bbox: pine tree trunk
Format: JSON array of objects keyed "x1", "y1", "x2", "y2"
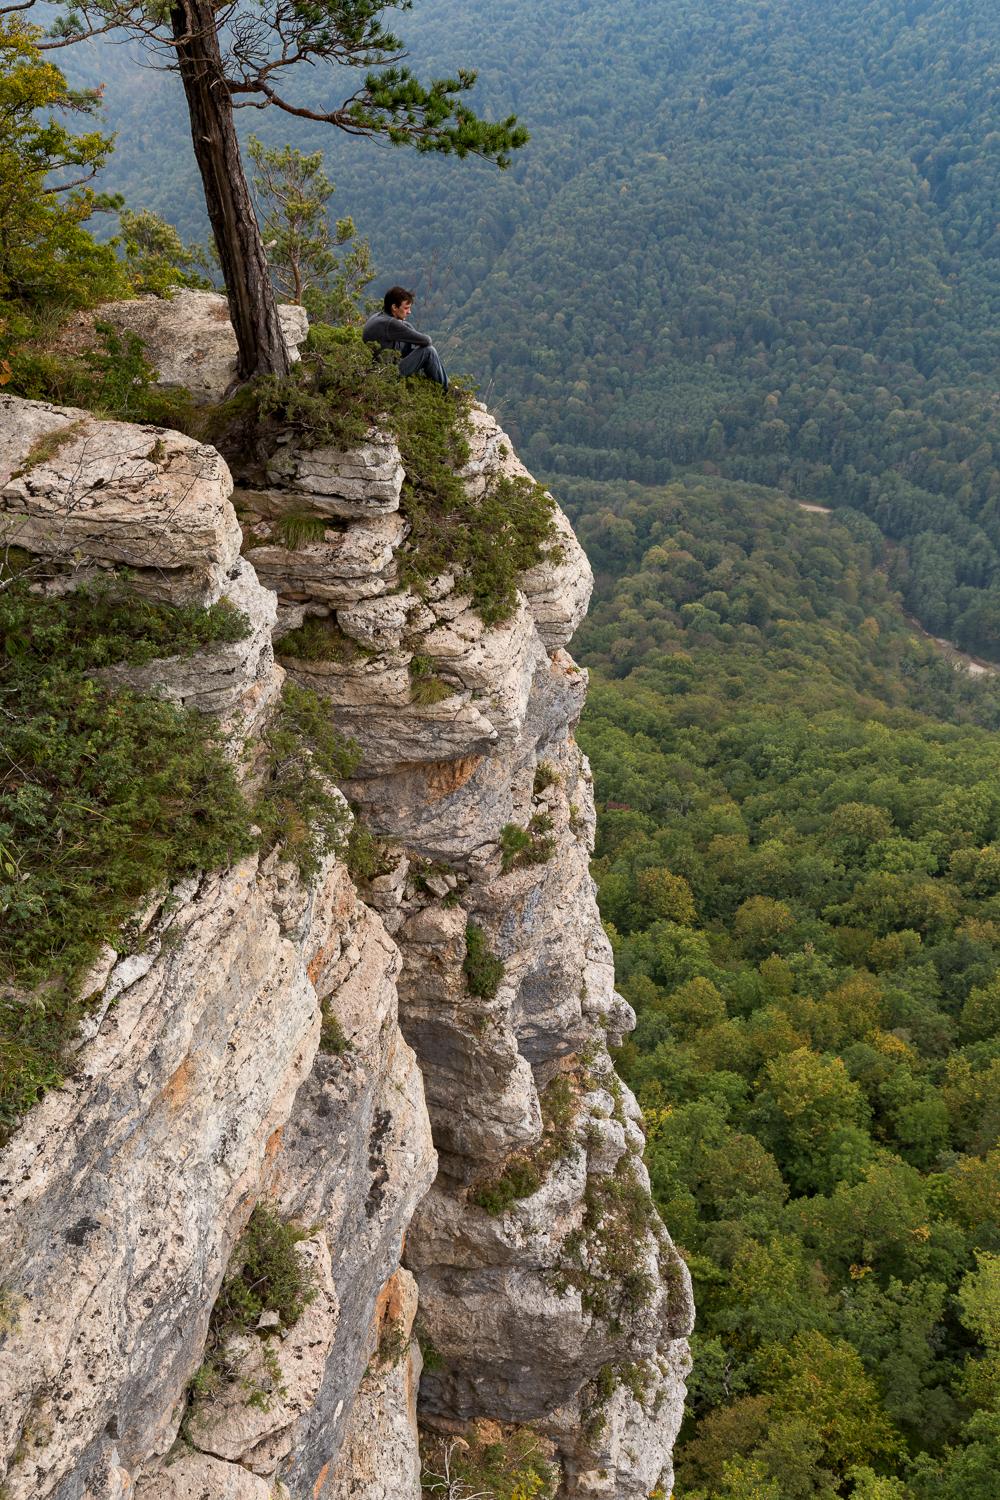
[{"x1": 170, "y1": 0, "x2": 290, "y2": 381}]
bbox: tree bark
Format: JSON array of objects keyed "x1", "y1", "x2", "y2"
[{"x1": 170, "y1": 0, "x2": 290, "y2": 382}]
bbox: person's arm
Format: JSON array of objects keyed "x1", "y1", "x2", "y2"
[{"x1": 383, "y1": 316, "x2": 432, "y2": 348}]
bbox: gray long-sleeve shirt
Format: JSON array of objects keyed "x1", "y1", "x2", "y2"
[{"x1": 362, "y1": 312, "x2": 432, "y2": 354}]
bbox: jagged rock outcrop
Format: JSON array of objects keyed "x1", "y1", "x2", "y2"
[
  {"x1": 235, "y1": 394, "x2": 694, "y2": 1494},
  {"x1": 0, "y1": 396, "x2": 434, "y2": 1500},
  {"x1": 75, "y1": 291, "x2": 309, "y2": 406},
  {"x1": 0, "y1": 310, "x2": 691, "y2": 1499}
]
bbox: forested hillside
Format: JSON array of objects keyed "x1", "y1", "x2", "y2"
[
  {"x1": 17, "y1": 3, "x2": 1000, "y2": 1494},
  {"x1": 73, "y1": 0, "x2": 1000, "y2": 651},
  {"x1": 569, "y1": 476, "x2": 1000, "y2": 1498}
]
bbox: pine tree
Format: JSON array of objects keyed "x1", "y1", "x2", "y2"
[{"x1": 30, "y1": 0, "x2": 527, "y2": 379}]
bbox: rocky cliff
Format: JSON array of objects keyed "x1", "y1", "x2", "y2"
[{"x1": 0, "y1": 294, "x2": 693, "y2": 1500}]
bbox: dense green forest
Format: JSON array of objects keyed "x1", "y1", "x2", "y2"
[
  {"x1": 5, "y1": 3, "x2": 1000, "y2": 1495},
  {"x1": 71, "y1": 0, "x2": 1000, "y2": 652},
  {"x1": 568, "y1": 476, "x2": 1000, "y2": 1498}
]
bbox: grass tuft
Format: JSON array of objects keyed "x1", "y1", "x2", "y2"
[
  {"x1": 273, "y1": 511, "x2": 328, "y2": 550},
  {"x1": 463, "y1": 921, "x2": 505, "y2": 1000}
]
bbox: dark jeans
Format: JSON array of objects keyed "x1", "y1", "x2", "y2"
[{"x1": 399, "y1": 342, "x2": 448, "y2": 391}]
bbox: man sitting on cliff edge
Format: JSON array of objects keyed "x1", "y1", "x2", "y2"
[{"x1": 363, "y1": 286, "x2": 449, "y2": 392}]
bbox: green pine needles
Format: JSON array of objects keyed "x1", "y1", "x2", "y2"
[{"x1": 0, "y1": 580, "x2": 256, "y2": 1143}]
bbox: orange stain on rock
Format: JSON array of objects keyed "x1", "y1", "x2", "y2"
[
  {"x1": 423, "y1": 755, "x2": 483, "y2": 801},
  {"x1": 160, "y1": 1055, "x2": 194, "y2": 1113}
]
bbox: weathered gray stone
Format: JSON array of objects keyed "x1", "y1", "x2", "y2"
[
  {"x1": 0, "y1": 397, "x2": 240, "y2": 604},
  {"x1": 0, "y1": 853, "x2": 321, "y2": 1500},
  {"x1": 324, "y1": 1269, "x2": 422, "y2": 1500},
  {"x1": 266, "y1": 886, "x2": 437, "y2": 1495},
  {"x1": 244, "y1": 513, "x2": 405, "y2": 605},
  {"x1": 265, "y1": 430, "x2": 404, "y2": 517},
  {"x1": 0, "y1": 370, "x2": 691, "y2": 1500},
  {"x1": 134, "y1": 1451, "x2": 284, "y2": 1500},
  {"x1": 90, "y1": 291, "x2": 309, "y2": 405}
]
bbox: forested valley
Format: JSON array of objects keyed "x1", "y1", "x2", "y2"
[
  {"x1": 567, "y1": 477, "x2": 1000, "y2": 1496},
  {"x1": 5, "y1": 0, "x2": 1000, "y2": 1495},
  {"x1": 73, "y1": 0, "x2": 1000, "y2": 653}
]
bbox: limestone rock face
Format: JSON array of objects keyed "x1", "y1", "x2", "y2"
[
  {"x1": 1, "y1": 317, "x2": 692, "y2": 1500},
  {"x1": 0, "y1": 851, "x2": 321, "y2": 1500},
  {"x1": 265, "y1": 429, "x2": 405, "y2": 517},
  {"x1": 0, "y1": 395, "x2": 434, "y2": 1500},
  {"x1": 89, "y1": 291, "x2": 309, "y2": 405},
  {"x1": 244, "y1": 383, "x2": 693, "y2": 1495},
  {"x1": 0, "y1": 396, "x2": 241, "y2": 605},
  {"x1": 323, "y1": 1269, "x2": 423, "y2": 1500}
]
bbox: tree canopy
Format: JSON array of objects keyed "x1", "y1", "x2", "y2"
[{"x1": 566, "y1": 472, "x2": 1000, "y2": 1497}]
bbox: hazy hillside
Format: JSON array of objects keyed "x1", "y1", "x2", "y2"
[{"x1": 70, "y1": 0, "x2": 1000, "y2": 653}]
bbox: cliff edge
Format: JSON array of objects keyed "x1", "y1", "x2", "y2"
[{"x1": 0, "y1": 294, "x2": 693, "y2": 1500}]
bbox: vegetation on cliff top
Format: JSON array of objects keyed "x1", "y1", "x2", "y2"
[
  {"x1": 246, "y1": 322, "x2": 557, "y2": 625},
  {"x1": 0, "y1": 570, "x2": 361, "y2": 1144}
]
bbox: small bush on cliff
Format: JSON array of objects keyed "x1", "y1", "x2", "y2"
[
  {"x1": 463, "y1": 921, "x2": 505, "y2": 1000},
  {"x1": 276, "y1": 614, "x2": 368, "y2": 664},
  {"x1": 8, "y1": 322, "x2": 197, "y2": 431},
  {"x1": 421, "y1": 1427, "x2": 556, "y2": 1499},
  {"x1": 344, "y1": 819, "x2": 393, "y2": 883},
  {"x1": 272, "y1": 510, "x2": 328, "y2": 550},
  {"x1": 0, "y1": 579, "x2": 256, "y2": 1145},
  {"x1": 550, "y1": 1158, "x2": 658, "y2": 1331},
  {"x1": 254, "y1": 680, "x2": 360, "y2": 881},
  {"x1": 499, "y1": 814, "x2": 556, "y2": 873},
  {"x1": 190, "y1": 1203, "x2": 317, "y2": 1405},
  {"x1": 470, "y1": 1074, "x2": 578, "y2": 1215},
  {"x1": 533, "y1": 761, "x2": 559, "y2": 794}
]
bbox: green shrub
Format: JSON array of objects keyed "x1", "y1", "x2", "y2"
[
  {"x1": 254, "y1": 681, "x2": 360, "y2": 881},
  {"x1": 345, "y1": 819, "x2": 394, "y2": 882},
  {"x1": 0, "y1": 576, "x2": 249, "y2": 665},
  {"x1": 8, "y1": 322, "x2": 196, "y2": 430},
  {"x1": 191, "y1": 1204, "x2": 317, "y2": 1402},
  {"x1": 500, "y1": 822, "x2": 532, "y2": 871},
  {"x1": 463, "y1": 921, "x2": 505, "y2": 1000},
  {"x1": 0, "y1": 580, "x2": 256, "y2": 1144},
  {"x1": 421, "y1": 1427, "x2": 556, "y2": 1499},
  {"x1": 551, "y1": 1162, "x2": 659, "y2": 1330},
  {"x1": 375, "y1": 1317, "x2": 409, "y2": 1369},
  {"x1": 319, "y1": 1008, "x2": 351, "y2": 1055},
  {"x1": 470, "y1": 1075, "x2": 578, "y2": 1215},
  {"x1": 276, "y1": 614, "x2": 365, "y2": 663},
  {"x1": 253, "y1": 323, "x2": 394, "y2": 452}
]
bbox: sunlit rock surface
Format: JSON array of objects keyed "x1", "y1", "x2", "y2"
[{"x1": 0, "y1": 318, "x2": 691, "y2": 1499}]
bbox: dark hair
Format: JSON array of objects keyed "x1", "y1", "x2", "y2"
[{"x1": 383, "y1": 285, "x2": 415, "y2": 314}]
